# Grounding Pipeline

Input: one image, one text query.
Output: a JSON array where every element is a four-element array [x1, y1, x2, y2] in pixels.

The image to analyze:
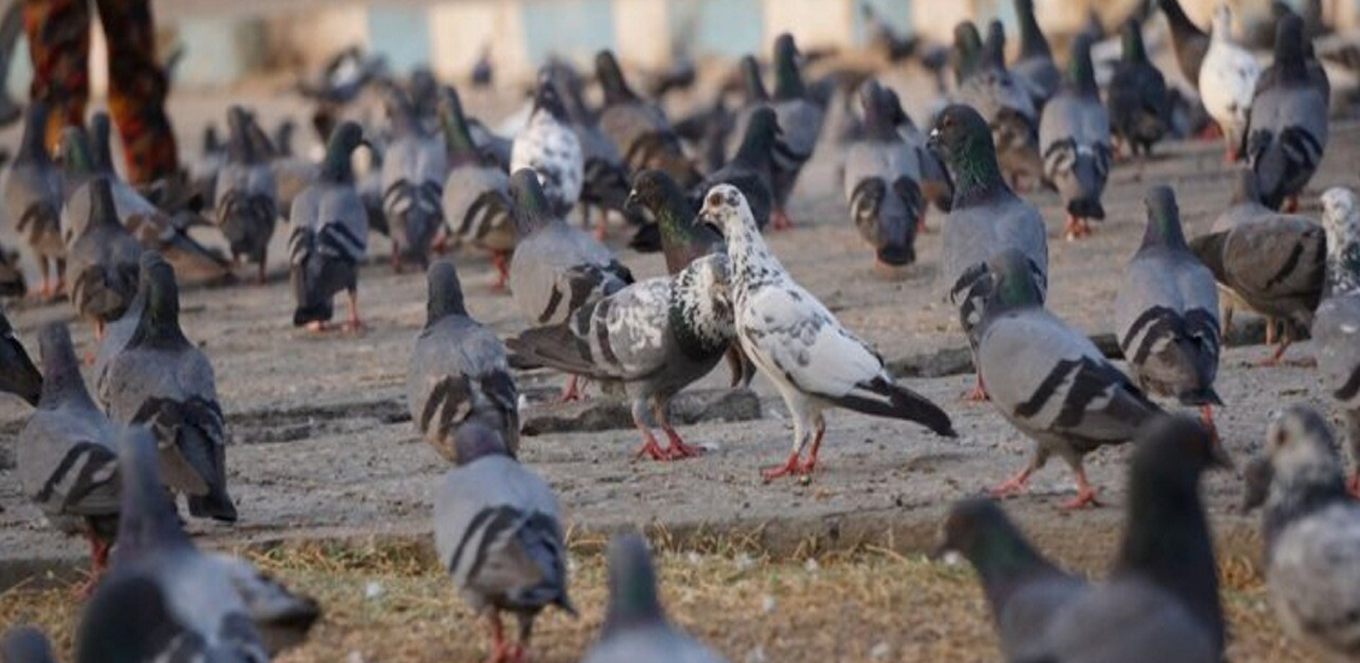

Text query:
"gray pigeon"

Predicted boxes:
[[98, 253, 236, 522], [697, 184, 954, 480], [75, 426, 268, 663], [955, 22, 1042, 189], [437, 86, 517, 288], [1, 626, 57, 663], [1114, 187, 1221, 429], [1108, 19, 1172, 159], [579, 533, 730, 663], [64, 173, 143, 336], [1012, 0, 1061, 109], [408, 260, 519, 463], [511, 71, 584, 218], [289, 121, 369, 331], [17, 322, 120, 579], [764, 33, 824, 230], [1189, 190, 1324, 365], [215, 106, 279, 284], [380, 83, 448, 270], [935, 498, 1087, 661], [976, 249, 1162, 508], [844, 80, 923, 273], [433, 423, 573, 663], [1002, 415, 1226, 662], [929, 103, 1048, 400], [508, 239, 734, 461], [3, 102, 64, 296], [1311, 187, 1360, 493], [1211, 168, 1308, 338], [693, 106, 776, 231], [595, 50, 698, 189], [1246, 15, 1328, 212], [1243, 406, 1360, 662], [0, 307, 41, 406], [1039, 34, 1111, 240]]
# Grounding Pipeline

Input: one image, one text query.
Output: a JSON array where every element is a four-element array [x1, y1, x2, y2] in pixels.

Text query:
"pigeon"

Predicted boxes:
[[1011, 415, 1227, 661], [693, 106, 776, 231], [579, 533, 730, 663], [928, 104, 1048, 400], [3, 101, 64, 296], [1246, 15, 1328, 212], [0, 240, 25, 297], [408, 260, 519, 463], [1107, 19, 1172, 158], [1159, 0, 1211, 85], [64, 174, 144, 337], [976, 249, 1162, 508], [935, 498, 1087, 661], [546, 62, 637, 241], [1199, 4, 1261, 160], [891, 92, 953, 217], [1039, 34, 1112, 240], [844, 80, 924, 273], [1311, 188, 1360, 492], [472, 43, 493, 87], [214, 106, 279, 284], [697, 184, 955, 479], [1210, 167, 1305, 339], [511, 73, 584, 219], [189, 123, 226, 207], [763, 33, 825, 230], [1189, 190, 1324, 364], [508, 225, 735, 462], [1115, 186, 1221, 432], [596, 50, 699, 189], [951, 21, 985, 85], [379, 83, 448, 270], [17, 322, 120, 579], [1012, 0, 1061, 109], [433, 422, 573, 663], [1, 626, 57, 663], [73, 113, 232, 284], [956, 21, 1043, 189], [75, 426, 268, 663], [437, 86, 517, 288], [289, 121, 369, 331], [0, 308, 38, 407], [1242, 405, 1360, 661], [98, 252, 236, 522]]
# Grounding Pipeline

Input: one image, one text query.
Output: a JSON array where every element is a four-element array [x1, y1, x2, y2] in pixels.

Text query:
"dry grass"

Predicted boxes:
[[0, 538, 1313, 663]]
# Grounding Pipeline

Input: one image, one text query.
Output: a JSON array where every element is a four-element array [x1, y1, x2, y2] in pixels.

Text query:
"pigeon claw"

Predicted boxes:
[[770, 208, 793, 231], [662, 429, 704, 460], [633, 433, 670, 462], [962, 374, 989, 402], [1061, 469, 1100, 510], [762, 452, 809, 481], [989, 466, 1034, 498]]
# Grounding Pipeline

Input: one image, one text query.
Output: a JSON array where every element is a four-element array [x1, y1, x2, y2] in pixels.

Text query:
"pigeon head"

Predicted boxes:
[[1066, 33, 1097, 94], [595, 50, 637, 105], [625, 169, 689, 223], [36, 322, 89, 409], [1142, 185, 1188, 249], [697, 184, 755, 240], [1245, 406, 1346, 514], [452, 421, 513, 465], [772, 33, 805, 100], [1273, 14, 1307, 80], [425, 259, 467, 325], [984, 249, 1043, 310], [935, 498, 1056, 610], [508, 169, 555, 236], [734, 107, 780, 168], [113, 425, 193, 563], [380, 82, 419, 134], [1120, 19, 1148, 63], [929, 105, 1003, 205], [129, 251, 189, 349], [532, 72, 569, 121], [953, 21, 983, 81], [436, 85, 479, 159], [601, 532, 666, 635], [320, 121, 366, 184], [739, 55, 769, 103], [1, 626, 56, 663], [1016, 0, 1051, 58], [1321, 187, 1360, 295], [1229, 167, 1263, 206], [881, 87, 912, 128], [1210, 3, 1233, 39]]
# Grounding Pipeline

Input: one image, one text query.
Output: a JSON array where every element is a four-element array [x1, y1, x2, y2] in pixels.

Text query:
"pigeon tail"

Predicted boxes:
[[506, 323, 608, 381], [178, 418, 236, 523], [1065, 196, 1106, 220], [830, 376, 956, 437]]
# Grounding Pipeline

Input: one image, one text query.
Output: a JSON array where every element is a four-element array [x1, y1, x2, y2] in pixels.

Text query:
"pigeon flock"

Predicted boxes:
[[5, 0, 1360, 661]]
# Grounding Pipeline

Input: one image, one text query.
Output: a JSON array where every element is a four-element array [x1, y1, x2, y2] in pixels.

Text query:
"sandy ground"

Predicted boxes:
[[0, 79, 1350, 660]]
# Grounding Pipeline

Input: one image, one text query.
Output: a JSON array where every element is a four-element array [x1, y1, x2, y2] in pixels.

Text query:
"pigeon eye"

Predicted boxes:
[[707, 192, 723, 208]]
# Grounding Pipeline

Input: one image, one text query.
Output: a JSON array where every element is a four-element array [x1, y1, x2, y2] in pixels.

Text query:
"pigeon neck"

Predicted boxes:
[[733, 117, 775, 171], [319, 140, 356, 184], [963, 520, 1062, 619], [725, 214, 782, 288], [651, 184, 709, 272], [599, 55, 638, 106], [426, 277, 468, 325], [1161, 0, 1202, 39], [1210, 12, 1232, 42], [18, 105, 50, 163], [954, 28, 982, 83], [862, 93, 900, 141], [438, 94, 481, 164], [1116, 468, 1223, 650], [129, 275, 191, 351], [1067, 43, 1098, 96], [1274, 27, 1308, 81], [512, 188, 553, 236], [1122, 25, 1149, 63], [1017, 3, 1051, 59], [38, 330, 97, 411], [601, 554, 666, 637], [1325, 230, 1360, 296], [669, 259, 733, 358], [1142, 209, 1187, 251], [950, 139, 1007, 209], [86, 179, 121, 229], [388, 98, 420, 137], [115, 435, 193, 562], [61, 132, 95, 180], [90, 116, 115, 176], [741, 57, 769, 103], [773, 49, 805, 100]]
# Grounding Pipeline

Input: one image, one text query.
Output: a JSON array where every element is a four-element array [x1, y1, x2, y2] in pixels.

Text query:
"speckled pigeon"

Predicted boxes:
[[434, 422, 573, 663], [1311, 188, 1360, 493], [214, 106, 279, 283], [579, 533, 729, 663], [408, 260, 518, 463], [98, 253, 235, 522], [1199, 4, 1261, 160], [511, 73, 584, 219], [1246, 15, 1328, 212], [697, 184, 954, 480], [289, 121, 369, 331], [976, 249, 1162, 508], [3, 101, 63, 296]]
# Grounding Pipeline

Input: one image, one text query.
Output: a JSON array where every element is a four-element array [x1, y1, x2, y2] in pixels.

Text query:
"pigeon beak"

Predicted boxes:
[[623, 188, 640, 214], [927, 127, 941, 149], [696, 208, 724, 236]]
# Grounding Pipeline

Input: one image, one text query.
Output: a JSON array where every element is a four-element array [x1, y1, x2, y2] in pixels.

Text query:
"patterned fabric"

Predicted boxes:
[[23, 0, 177, 184]]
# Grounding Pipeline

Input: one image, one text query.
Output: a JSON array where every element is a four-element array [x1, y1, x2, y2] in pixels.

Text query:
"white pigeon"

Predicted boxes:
[[697, 184, 955, 480], [510, 72, 584, 218], [1198, 3, 1261, 160]]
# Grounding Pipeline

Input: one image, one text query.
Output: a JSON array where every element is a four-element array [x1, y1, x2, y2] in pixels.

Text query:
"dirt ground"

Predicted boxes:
[[0, 76, 1352, 661]]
